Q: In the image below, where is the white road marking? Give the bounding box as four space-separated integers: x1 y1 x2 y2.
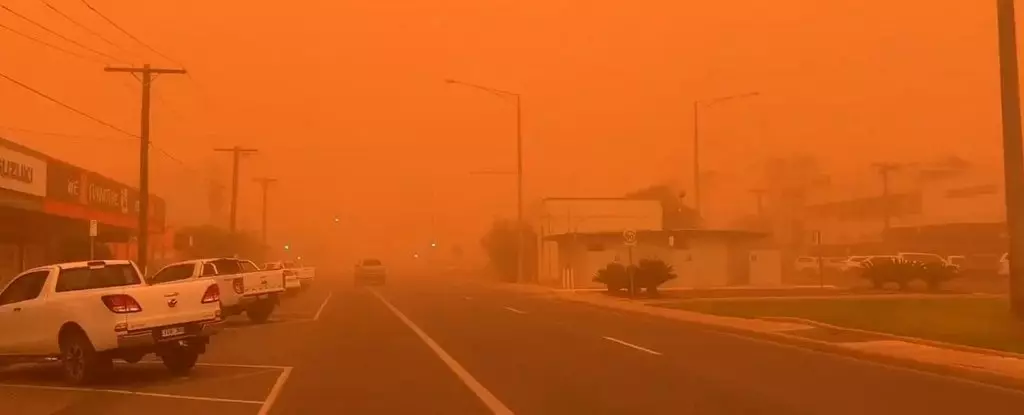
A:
0 382 264 405
503 306 526 315
135 361 292 370
369 289 514 415
602 336 663 356
313 291 334 321
464 296 473 300
257 366 293 415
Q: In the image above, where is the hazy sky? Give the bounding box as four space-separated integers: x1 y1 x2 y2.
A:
0 0 1010 259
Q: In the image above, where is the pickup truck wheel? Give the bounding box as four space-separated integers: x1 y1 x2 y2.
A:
161 348 199 376
59 332 111 385
247 300 275 323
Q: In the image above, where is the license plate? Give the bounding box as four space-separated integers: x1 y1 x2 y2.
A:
161 327 186 338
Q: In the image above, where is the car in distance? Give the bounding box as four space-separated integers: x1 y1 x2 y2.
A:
354 258 386 286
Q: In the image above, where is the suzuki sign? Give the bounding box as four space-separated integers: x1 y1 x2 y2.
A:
0 145 47 197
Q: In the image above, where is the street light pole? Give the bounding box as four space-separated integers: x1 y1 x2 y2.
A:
692 91 760 221
446 78 527 283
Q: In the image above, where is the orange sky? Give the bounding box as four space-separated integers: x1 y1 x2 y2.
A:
0 0 1013 260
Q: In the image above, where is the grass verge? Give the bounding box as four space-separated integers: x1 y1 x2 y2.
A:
663 297 1024 354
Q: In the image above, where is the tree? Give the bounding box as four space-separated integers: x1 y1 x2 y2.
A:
624 184 702 229
173 225 265 262
480 219 538 282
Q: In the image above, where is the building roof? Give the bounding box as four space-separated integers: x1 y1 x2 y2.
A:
542 228 768 242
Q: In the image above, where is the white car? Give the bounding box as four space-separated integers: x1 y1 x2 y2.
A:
264 260 315 291
354 258 386 286
151 258 285 323
0 260 223 384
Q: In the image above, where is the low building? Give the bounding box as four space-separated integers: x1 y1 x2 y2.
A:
0 137 166 282
543 229 779 289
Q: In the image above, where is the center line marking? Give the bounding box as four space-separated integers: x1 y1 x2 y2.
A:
370 289 514 415
313 291 333 321
504 306 526 314
602 336 663 356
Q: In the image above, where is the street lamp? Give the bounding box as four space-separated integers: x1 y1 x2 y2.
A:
692 91 760 220
445 78 526 283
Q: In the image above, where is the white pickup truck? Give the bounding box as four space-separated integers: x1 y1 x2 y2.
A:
0 260 223 384
151 258 285 323
263 261 316 292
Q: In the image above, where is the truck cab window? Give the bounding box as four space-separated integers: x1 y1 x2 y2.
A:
0 271 49 306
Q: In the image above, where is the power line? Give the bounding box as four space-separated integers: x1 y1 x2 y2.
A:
0 4 120 62
0 125 129 142
0 70 137 137
0 21 102 63
77 0 181 66
40 0 133 58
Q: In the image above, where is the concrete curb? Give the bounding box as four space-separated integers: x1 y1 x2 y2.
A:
758 316 1024 360
552 292 1024 391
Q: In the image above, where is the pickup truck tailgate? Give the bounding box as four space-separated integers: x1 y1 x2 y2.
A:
125 280 220 332
296 267 316 280
356 265 386 276
241 270 286 297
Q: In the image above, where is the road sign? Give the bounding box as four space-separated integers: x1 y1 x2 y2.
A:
623 229 638 246
89 220 98 237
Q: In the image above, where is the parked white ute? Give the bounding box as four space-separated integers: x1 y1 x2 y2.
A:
0 260 223 384
151 257 285 323
263 261 302 294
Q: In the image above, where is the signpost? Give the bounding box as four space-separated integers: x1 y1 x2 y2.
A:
623 229 637 297
88 220 98 260
812 230 824 288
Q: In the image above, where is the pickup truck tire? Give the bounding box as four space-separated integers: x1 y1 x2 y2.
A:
59 331 112 385
161 347 199 375
247 299 275 323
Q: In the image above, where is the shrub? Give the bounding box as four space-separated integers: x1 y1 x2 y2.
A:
861 258 918 290
634 259 677 295
920 262 959 291
861 258 959 291
594 262 631 293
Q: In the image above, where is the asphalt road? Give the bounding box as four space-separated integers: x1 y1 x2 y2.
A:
4 274 1024 414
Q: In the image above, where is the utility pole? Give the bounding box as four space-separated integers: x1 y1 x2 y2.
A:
873 162 901 235
750 188 765 217
105 64 186 274
996 0 1024 318
253 177 277 246
214 146 259 233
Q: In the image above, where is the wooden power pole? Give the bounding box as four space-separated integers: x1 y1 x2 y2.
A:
253 177 276 246
996 0 1024 318
873 162 901 235
104 64 186 274
212 145 258 231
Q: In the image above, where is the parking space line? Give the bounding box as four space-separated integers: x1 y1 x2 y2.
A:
313 292 334 321
257 366 292 415
602 336 663 356
135 361 293 371
369 288 514 415
503 306 527 315
0 382 264 405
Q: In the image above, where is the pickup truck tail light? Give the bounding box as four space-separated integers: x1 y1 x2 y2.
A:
232 278 244 294
202 284 220 304
101 294 142 313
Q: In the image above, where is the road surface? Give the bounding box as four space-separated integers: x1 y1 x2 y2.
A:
3 274 1024 414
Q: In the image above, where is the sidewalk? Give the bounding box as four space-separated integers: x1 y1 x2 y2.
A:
500 283 1024 389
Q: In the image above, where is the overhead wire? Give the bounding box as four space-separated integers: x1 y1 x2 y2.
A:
0 70 137 137
77 0 181 67
40 0 134 60
0 21 102 63
0 4 120 63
